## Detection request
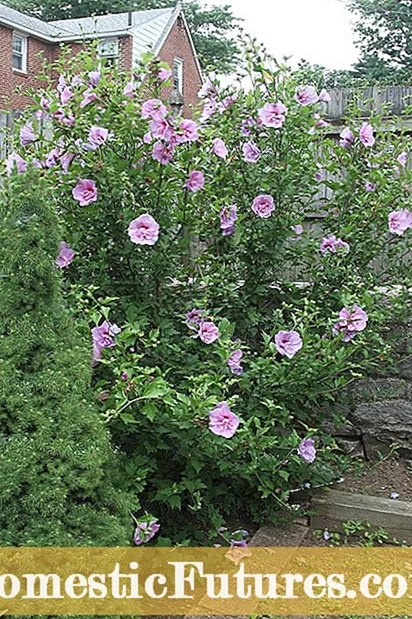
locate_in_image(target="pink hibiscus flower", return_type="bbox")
[295,85,319,105]
[20,123,36,146]
[297,438,317,463]
[212,138,228,159]
[359,122,375,147]
[320,235,350,254]
[152,141,174,164]
[258,102,287,128]
[388,209,412,236]
[72,179,97,206]
[340,127,355,149]
[88,126,109,149]
[141,98,167,119]
[209,402,240,439]
[185,170,205,192]
[251,194,275,218]
[198,321,220,344]
[128,214,160,246]
[56,241,75,268]
[333,306,368,342]
[220,204,238,236]
[275,330,303,359]
[242,141,261,163]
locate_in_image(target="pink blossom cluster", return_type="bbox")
[198,78,219,123]
[220,204,238,236]
[320,236,350,255]
[339,123,375,148]
[333,306,368,342]
[141,98,200,165]
[294,85,331,106]
[92,321,121,364]
[56,241,75,268]
[186,309,220,344]
[133,520,160,545]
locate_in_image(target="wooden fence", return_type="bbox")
[323,86,412,123]
[0,110,22,159]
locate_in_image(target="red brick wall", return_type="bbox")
[119,36,132,71]
[0,29,133,110]
[158,16,202,112]
[0,13,201,112]
[0,24,54,110]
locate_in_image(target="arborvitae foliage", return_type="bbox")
[0,173,136,546]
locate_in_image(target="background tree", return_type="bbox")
[348,0,412,84]
[0,173,136,546]
[297,1,412,88]
[2,0,241,73]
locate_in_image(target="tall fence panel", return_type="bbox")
[0,110,23,159]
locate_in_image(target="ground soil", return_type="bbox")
[336,457,412,501]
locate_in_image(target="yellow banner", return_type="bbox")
[1,547,412,615]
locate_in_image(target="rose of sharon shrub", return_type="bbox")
[4,44,411,543]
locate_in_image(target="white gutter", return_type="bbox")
[56,29,131,41]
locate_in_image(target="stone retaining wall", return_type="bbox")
[330,321,412,459]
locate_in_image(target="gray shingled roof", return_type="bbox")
[0,2,69,38]
[0,2,178,49]
[51,7,174,41]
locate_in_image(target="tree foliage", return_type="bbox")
[2,0,241,73]
[348,0,412,84]
[0,174,136,546]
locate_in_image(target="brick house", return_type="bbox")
[0,2,202,110]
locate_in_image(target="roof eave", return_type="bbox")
[0,15,131,42]
[178,9,203,80]
[0,15,56,41]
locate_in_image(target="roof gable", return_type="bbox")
[131,6,176,58]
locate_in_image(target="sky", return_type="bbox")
[211,0,359,71]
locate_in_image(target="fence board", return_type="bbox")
[324,86,412,120]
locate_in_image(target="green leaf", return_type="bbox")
[119,413,137,425]
[142,378,169,399]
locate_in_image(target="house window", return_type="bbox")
[12,33,27,72]
[173,57,183,94]
[97,38,119,66]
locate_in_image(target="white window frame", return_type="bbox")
[12,32,27,73]
[97,38,119,64]
[173,57,183,94]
